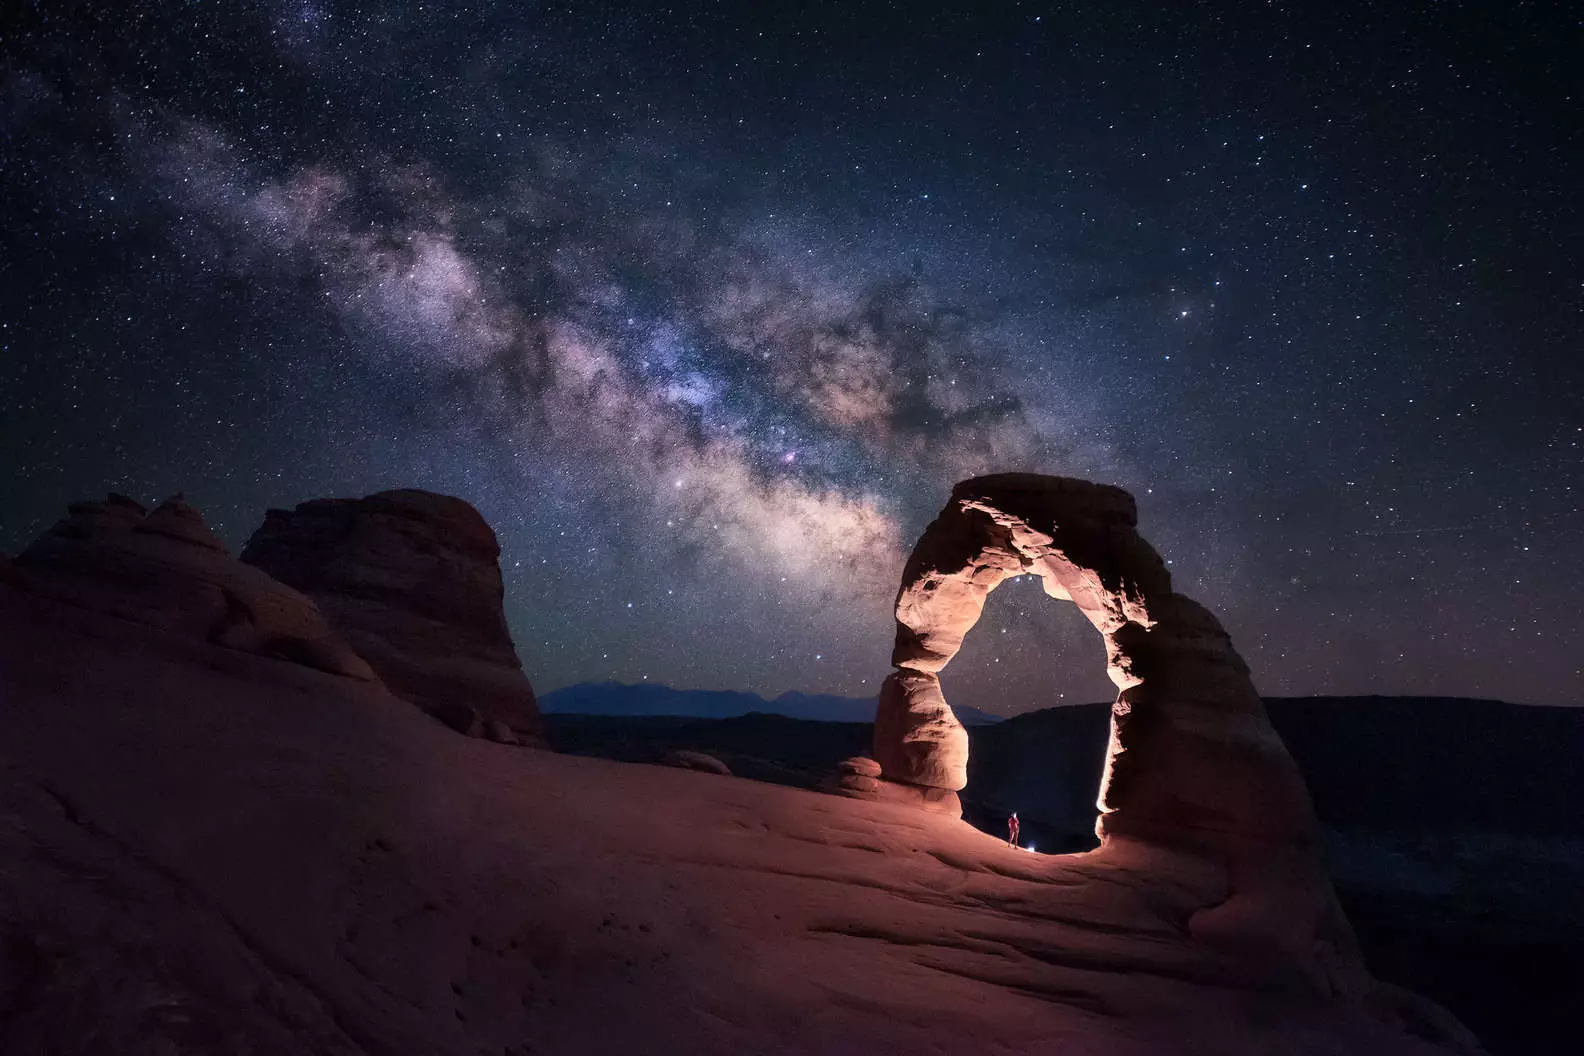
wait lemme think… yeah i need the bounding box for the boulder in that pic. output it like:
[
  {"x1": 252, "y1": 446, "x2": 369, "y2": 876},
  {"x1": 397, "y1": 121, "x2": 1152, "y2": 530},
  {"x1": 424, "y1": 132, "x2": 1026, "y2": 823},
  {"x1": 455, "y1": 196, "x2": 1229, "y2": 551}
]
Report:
[
  {"x1": 241, "y1": 490, "x2": 545, "y2": 746},
  {"x1": 433, "y1": 701, "x2": 486, "y2": 739},
  {"x1": 484, "y1": 719, "x2": 520, "y2": 745},
  {"x1": 836, "y1": 756, "x2": 882, "y2": 779},
  {"x1": 7, "y1": 495, "x2": 377, "y2": 682},
  {"x1": 661, "y1": 750, "x2": 731, "y2": 776},
  {"x1": 820, "y1": 756, "x2": 958, "y2": 813},
  {"x1": 835, "y1": 773, "x2": 880, "y2": 794}
]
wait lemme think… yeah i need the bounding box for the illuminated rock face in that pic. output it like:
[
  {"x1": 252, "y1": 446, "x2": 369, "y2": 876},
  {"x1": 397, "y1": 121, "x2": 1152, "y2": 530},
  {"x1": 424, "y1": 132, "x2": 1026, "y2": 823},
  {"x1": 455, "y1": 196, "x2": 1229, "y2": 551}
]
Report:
[
  {"x1": 870, "y1": 475, "x2": 1362, "y2": 978},
  {"x1": 242, "y1": 490, "x2": 545, "y2": 745},
  {"x1": 877, "y1": 474, "x2": 1317, "y2": 848},
  {"x1": 9, "y1": 494, "x2": 377, "y2": 682}
]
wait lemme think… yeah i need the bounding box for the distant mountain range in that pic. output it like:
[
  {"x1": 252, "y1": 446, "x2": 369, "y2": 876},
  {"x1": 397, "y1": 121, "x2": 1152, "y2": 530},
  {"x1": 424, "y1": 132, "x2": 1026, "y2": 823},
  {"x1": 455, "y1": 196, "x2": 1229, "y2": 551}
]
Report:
[{"x1": 538, "y1": 680, "x2": 1004, "y2": 726}]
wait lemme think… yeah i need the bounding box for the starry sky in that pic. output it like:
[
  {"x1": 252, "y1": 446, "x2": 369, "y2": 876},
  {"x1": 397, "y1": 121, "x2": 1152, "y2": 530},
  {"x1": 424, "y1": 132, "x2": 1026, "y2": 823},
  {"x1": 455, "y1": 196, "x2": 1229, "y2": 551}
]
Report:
[{"x1": 2, "y1": 2, "x2": 1580, "y2": 712}]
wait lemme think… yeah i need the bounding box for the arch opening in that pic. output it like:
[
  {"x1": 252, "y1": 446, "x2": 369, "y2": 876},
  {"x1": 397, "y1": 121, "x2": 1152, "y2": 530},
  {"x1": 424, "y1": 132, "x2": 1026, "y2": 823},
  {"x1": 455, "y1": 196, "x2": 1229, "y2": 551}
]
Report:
[
  {"x1": 945, "y1": 574, "x2": 1114, "y2": 853},
  {"x1": 940, "y1": 572, "x2": 1114, "y2": 715}
]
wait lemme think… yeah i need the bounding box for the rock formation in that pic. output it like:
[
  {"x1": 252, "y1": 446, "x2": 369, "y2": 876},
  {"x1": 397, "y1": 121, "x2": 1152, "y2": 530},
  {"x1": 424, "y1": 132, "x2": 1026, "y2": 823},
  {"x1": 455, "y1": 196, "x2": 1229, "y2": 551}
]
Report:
[
  {"x1": 866, "y1": 474, "x2": 1361, "y2": 986},
  {"x1": 0, "y1": 481, "x2": 1484, "y2": 1052},
  {"x1": 821, "y1": 752, "x2": 964, "y2": 812},
  {"x1": 662, "y1": 749, "x2": 733, "y2": 776},
  {"x1": 241, "y1": 489, "x2": 545, "y2": 745},
  {"x1": 0, "y1": 575, "x2": 1481, "y2": 1055},
  {"x1": 6, "y1": 494, "x2": 377, "y2": 681},
  {"x1": 820, "y1": 753, "x2": 969, "y2": 813}
]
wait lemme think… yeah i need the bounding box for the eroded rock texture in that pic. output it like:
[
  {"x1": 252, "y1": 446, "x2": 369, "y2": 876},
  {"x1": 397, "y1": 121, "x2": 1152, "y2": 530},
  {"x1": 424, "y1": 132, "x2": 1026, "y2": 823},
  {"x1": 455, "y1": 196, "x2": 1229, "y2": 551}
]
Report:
[
  {"x1": 8, "y1": 494, "x2": 377, "y2": 681},
  {"x1": 871, "y1": 474, "x2": 1358, "y2": 982},
  {"x1": 241, "y1": 490, "x2": 545, "y2": 744}
]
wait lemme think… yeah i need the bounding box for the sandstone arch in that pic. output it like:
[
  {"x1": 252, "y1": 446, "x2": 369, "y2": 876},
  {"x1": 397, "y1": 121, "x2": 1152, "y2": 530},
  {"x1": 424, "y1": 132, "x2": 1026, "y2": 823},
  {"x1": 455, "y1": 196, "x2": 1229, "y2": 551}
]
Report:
[
  {"x1": 859, "y1": 474, "x2": 1371, "y2": 980},
  {"x1": 874, "y1": 473, "x2": 1318, "y2": 858}
]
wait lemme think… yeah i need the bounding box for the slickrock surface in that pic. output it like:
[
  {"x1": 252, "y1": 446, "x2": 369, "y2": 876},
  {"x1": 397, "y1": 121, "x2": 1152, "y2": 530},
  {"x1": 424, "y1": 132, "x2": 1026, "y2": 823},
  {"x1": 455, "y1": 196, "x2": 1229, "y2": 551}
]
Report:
[
  {"x1": 7, "y1": 494, "x2": 375, "y2": 682},
  {"x1": 867, "y1": 474, "x2": 1359, "y2": 990},
  {"x1": 241, "y1": 490, "x2": 544, "y2": 745},
  {"x1": 0, "y1": 585, "x2": 1476, "y2": 1055}
]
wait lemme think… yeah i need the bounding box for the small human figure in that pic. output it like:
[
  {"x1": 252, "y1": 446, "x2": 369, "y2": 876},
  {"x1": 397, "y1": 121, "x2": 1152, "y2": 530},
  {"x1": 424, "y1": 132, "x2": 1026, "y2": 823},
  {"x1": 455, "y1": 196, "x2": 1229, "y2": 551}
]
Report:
[{"x1": 1007, "y1": 811, "x2": 1020, "y2": 848}]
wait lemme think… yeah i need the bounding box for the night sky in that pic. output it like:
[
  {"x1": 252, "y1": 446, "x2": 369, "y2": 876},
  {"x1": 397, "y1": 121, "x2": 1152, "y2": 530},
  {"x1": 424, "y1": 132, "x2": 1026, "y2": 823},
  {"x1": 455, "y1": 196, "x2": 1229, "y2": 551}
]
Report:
[{"x1": 2, "y1": 2, "x2": 1579, "y2": 712}]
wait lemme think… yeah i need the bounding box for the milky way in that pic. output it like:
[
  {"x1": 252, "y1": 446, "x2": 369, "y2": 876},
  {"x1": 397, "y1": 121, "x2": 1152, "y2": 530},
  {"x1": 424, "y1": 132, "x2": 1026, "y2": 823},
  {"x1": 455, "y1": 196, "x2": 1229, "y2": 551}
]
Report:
[{"x1": 2, "y1": 3, "x2": 1579, "y2": 710}]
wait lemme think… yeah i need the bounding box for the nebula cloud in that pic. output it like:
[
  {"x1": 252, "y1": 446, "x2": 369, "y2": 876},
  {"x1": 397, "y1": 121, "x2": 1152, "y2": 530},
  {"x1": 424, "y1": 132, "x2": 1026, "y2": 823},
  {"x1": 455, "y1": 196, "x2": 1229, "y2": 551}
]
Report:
[{"x1": 141, "y1": 118, "x2": 911, "y2": 604}]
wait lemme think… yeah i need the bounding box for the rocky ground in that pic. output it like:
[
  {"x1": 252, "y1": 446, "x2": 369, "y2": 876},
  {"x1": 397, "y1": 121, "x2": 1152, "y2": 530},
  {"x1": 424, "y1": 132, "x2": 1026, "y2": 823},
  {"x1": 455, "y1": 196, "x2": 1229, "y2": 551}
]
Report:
[
  {"x1": 548, "y1": 707, "x2": 1584, "y2": 1056},
  {"x1": 0, "y1": 585, "x2": 1476, "y2": 1055}
]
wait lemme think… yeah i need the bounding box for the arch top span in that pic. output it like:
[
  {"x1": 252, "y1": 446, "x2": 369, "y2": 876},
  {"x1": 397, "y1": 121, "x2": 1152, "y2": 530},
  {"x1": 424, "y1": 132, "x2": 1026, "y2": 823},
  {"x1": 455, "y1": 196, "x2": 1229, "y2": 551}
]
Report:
[
  {"x1": 891, "y1": 473, "x2": 1167, "y2": 686},
  {"x1": 872, "y1": 473, "x2": 1317, "y2": 859}
]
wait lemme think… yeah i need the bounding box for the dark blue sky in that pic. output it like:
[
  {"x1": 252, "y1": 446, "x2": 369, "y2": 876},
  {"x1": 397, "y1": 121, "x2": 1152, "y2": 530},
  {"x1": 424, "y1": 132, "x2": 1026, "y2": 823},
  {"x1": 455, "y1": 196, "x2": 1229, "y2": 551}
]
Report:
[{"x1": 3, "y1": 1, "x2": 1579, "y2": 710}]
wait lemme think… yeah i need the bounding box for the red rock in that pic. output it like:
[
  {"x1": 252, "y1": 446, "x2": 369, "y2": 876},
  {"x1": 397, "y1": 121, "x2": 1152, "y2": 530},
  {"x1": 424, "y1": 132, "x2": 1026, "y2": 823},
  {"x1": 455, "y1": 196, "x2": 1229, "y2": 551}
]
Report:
[
  {"x1": 133, "y1": 493, "x2": 226, "y2": 551},
  {"x1": 241, "y1": 490, "x2": 545, "y2": 744},
  {"x1": 433, "y1": 700, "x2": 486, "y2": 739},
  {"x1": 0, "y1": 584, "x2": 1477, "y2": 1054},
  {"x1": 837, "y1": 773, "x2": 880, "y2": 794},
  {"x1": 9, "y1": 494, "x2": 376, "y2": 682},
  {"x1": 864, "y1": 473, "x2": 1356, "y2": 979},
  {"x1": 484, "y1": 718, "x2": 519, "y2": 745},
  {"x1": 836, "y1": 756, "x2": 882, "y2": 778},
  {"x1": 662, "y1": 749, "x2": 731, "y2": 775},
  {"x1": 872, "y1": 669, "x2": 968, "y2": 790}
]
